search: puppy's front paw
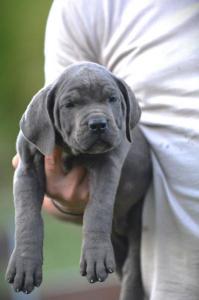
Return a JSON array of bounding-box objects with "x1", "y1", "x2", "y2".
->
[
  {"x1": 6, "y1": 250, "x2": 42, "y2": 294},
  {"x1": 80, "y1": 239, "x2": 115, "y2": 283}
]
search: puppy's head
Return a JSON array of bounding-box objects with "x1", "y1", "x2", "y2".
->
[{"x1": 20, "y1": 62, "x2": 141, "y2": 155}]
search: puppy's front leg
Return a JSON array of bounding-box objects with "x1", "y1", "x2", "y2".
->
[
  {"x1": 6, "y1": 134, "x2": 45, "y2": 294},
  {"x1": 80, "y1": 143, "x2": 130, "y2": 283}
]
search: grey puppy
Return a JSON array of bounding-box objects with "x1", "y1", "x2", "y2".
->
[{"x1": 6, "y1": 62, "x2": 152, "y2": 299}]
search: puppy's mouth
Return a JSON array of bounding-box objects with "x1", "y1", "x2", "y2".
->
[
  {"x1": 75, "y1": 132, "x2": 120, "y2": 154},
  {"x1": 86, "y1": 136, "x2": 113, "y2": 153}
]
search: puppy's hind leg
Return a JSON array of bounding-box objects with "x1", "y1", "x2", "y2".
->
[
  {"x1": 119, "y1": 201, "x2": 144, "y2": 300},
  {"x1": 111, "y1": 231, "x2": 128, "y2": 278}
]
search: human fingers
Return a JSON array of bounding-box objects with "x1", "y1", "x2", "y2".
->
[
  {"x1": 12, "y1": 154, "x2": 19, "y2": 169},
  {"x1": 76, "y1": 175, "x2": 89, "y2": 204},
  {"x1": 44, "y1": 147, "x2": 64, "y2": 176},
  {"x1": 45, "y1": 148, "x2": 89, "y2": 206},
  {"x1": 45, "y1": 165, "x2": 89, "y2": 215},
  {"x1": 59, "y1": 166, "x2": 88, "y2": 202}
]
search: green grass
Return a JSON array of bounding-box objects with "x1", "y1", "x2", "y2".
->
[{"x1": 43, "y1": 213, "x2": 82, "y2": 280}]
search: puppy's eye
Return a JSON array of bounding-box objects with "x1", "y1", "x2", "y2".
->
[
  {"x1": 64, "y1": 101, "x2": 75, "y2": 108},
  {"x1": 109, "y1": 96, "x2": 117, "y2": 103}
]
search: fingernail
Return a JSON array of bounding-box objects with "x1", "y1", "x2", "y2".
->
[
  {"x1": 98, "y1": 278, "x2": 102, "y2": 282},
  {"x1": 108, "y1": 268, "x2": 113, "y2": 273},
  {"x1": 90, "y1": 279, "x2": 94, "y2": 283}
]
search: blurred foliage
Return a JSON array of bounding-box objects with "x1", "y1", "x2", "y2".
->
[
  {"x1": 0, "y1": 0, "x2": 51, "y2": 184},
  {"x1": 0, "y1": 0, "x2": 82, "y2": 293}
]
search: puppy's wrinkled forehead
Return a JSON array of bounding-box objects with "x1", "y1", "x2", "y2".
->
[{"x1": 57, "y1": 64, "x2": 118, "y2": 101}]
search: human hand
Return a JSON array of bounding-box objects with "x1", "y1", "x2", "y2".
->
[{"x1": 12, "y1": 148, "x2": 89, "y2": 222}]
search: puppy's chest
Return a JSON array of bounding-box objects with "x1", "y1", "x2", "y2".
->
[
  {"x1": 62, "y1": 152, "x2": 79, "y2": 173},
  {"x1": 61, "y1": 151, "x2": 92, "y2": 173}
]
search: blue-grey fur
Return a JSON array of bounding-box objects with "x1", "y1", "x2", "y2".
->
[{"x1": 6, "y1": 62, "x2": 152, "y2": 299}]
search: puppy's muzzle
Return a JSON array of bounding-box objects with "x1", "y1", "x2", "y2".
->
[{"x1": 88, "y1": 117, "x2": 107, "y2": 134}]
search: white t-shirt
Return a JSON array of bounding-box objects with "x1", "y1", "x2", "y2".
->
[{"x1": 44, "y1": 1, "x2": 199, "y2": 299}]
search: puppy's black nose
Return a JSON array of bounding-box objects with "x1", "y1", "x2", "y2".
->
[{"x1": 88, "y1": 117, "x2": 107, "y2": 133}]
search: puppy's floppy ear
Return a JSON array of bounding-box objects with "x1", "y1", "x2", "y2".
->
[
  {"x1": 114, "y1": 77, "x2": 141, "y2": 142},
  {"x1": 20, "y1": 85, "x2": 56, "y2": 155}
]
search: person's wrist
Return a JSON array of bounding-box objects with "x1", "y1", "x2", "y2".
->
[
  {"x1": 50, "y1": 198, "x2": 84, "y2": 216},
  {"x1": 43, "y1": 196, "x2": 83, "y2": 224}
]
